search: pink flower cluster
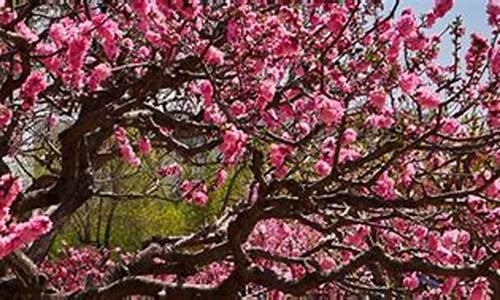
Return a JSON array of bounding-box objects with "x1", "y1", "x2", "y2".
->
[
  {"x1": 373, "y1": 172, "x2": 397, "y2": 200},
  {"x1": 399, "y1": 72, "x2": 420, "y2": 94},
  {"x1": 0, "y1": 104, "x2": 12, "y2": 127},
  {"x1": 114, "y1": 127, "x2": 141, "y2": 167},
  {"x1": 88, "y1": 63, "x2": 112, "y2": 91},
  {"x1": 318, "y1": 96, "x2": 344, "y2": 126},
  {"x1": 180, "y1": 180, "x2": 208, "y2": 206},
  {"x1": 426, "y1": 0, "x2": 454, "y2": 28},
  {"x1": 466, "y1": 34, "x2": 490, "y2": 77},
  {"x1": 138, "y1": 136, "x2": 152, "y2": 155},
  {"x1": 491, "y1": 48, "x2": 500, "y2": 75},
  {"x1": 0, "y1": 175, "x2": 52, "y2": 259},
  {"x1": 485, "y1": 99, "x2": 500, "y2": 128},
  {"x1": 41, "y1": 246, "x2": 115, "y2": 292},
  {"x1": 487, "y1": 0, "x2": 500, "y2": 27},
  {"x1": 204, "y1": 46, "x2": 225, "y2": 66},
  {"x1": 21, "y1": 71, "x2": 47, "y2": 111},
  {"x1": 415, "y1": 87, "x2": 441, "y2": 109},
  {"x1": 366, "y1": 110, "x2": 395, "y2": 129},
  {"x1": 219, "y1": 127, "x2": 248, "y2": 165},
  {"x1": 158, "y1": 163, "x2": 181, "y2": 177},
  {"x1": 0, "y1": 175, "x2": 22, "y2": 228}
]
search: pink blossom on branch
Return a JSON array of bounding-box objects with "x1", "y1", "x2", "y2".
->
[
  {"x1": 426, "y1": 0, "x2": 454, "y2": 28},
  {"x1": 2, "y1": 0, "x2": 500, "y2": 298},
  {"x1": 415, "y1": 87, "x2": 441, "y2": 109},
  {"x1": 138, "y1": 136, "x2": 152, "y2": 155},
  {"x1": 114, "y1": 127, "x2": 141, "y2": 167},
  {"x1": 0, "y1": 104, "x2": 12, "y2": 127},
  {"x1": 21, "y1": 71, "x2": 47, "y2": 111},
  {"x1": 219, "y1": 127, "x2": 247, "y2": 165},
  {"x1": 88, "y1": 63, "x2": 112, "y2": 91},
  {"x1": 487, "y1": 0, "x2": 500, "y2": 27},
  {"x1": 399, "y1": 72, "x2": 421, "y2": 94},
  {"x1": 318, "y1": 96, "x2": 344, "y2": 126}
]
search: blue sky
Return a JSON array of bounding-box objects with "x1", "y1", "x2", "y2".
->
[{"x1": 385, "y1": 0, "x2": 492, "y2": 64}]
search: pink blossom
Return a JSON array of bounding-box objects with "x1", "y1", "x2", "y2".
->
[
  {"x1": 269, "y1": 144, "x2": 292, "y2": 168},
  {"x1": 88, "y1": 63, "x2": 112, "y2": 91},
  {"x1": 158, "y1": 163, "x2": 181, "y2": 177},
  {"x1": 487, "y1": 0, "x2": 500, "y2": 27},
  {"x1": 442, "y1": 277, "x2": 459, "y2": 295},
  {"x1": 470, "y1": 281, "x2": 488, "y2": 300},
  {"x1": 256, "y1": 80, "x2": 277, "y2": 110},
  {"x1": 485, "y1": 178, "x2": 500, "y2": 198},
  {"x1": 344, "y1": 226, "x2": 370, "y2": 247},
  {"x1": 441, "y1": 229, "x2": 460, "y2": 248},
  {"x1": 491, "y1": 48, "x2": 500, "y2": 75},
  {"x1": 21, "y1": 71, "x2": 47, "y2": 111},
  {"x1": 466, "y1": 34, "x2": 489, "y2": 73},
  {"x1": 433, "y1": 0, "x2": 454, "y2": 18},
  {"x1": 219, "y1": 127, "x2": 247, "y2": 165},
  {"x1": 369, "y1": 91, "x2": 386, "y2": 110},
  {"x1": 315, "y1": 160, "x2": 332, "y2": 177},
  {"x1": 101, "y1": 39, "x2": 120, "y2": 60},
  {"x1": 342, "y1": 128, "x2": 357, "y2": 144},
  {"x1": 132, "y1": 0, "x2": 151, "y2": 16},
  {"x1": 319, "y1": 97, "x2": 344, "y2": 126},
  {"x1": 199, "y1": 80, "x2": 214, "y2": 106},
  {"x1": 366, "y1": 114, "x2": 394, "y2": 129},
  {"x1": 118, "y1": 144, "x2": 141, "y2": 167},
  {"x1": 230, "y1": 101, "x2": 247, "y2": 118},
  {"x1": 297, "y1": 121, "x2": 311, "y2": 135},
  {"x1": 339, "y1": 148, "x2": 360, "y2": 164},
  {"x1": 414, "y1": 225, "x2": 428, "y2": 240},
  {"x1": 403, "y1": 273, "x2": 419, "y2": 290},
  {"x1": 204, "y1": 46, "x2": 225, "y2": 66},
  {"x1": 426, "y1": 0, "x2": 454, "y2": 27},
  {"x1": 396, "y1": 9, "x2": 417, "y2": 38},
  {"x1": 327, "y1": 7, "x2": 347, "y2": 34},
  {"x1": 428, "y1": 232, "x2": 440, "y2": 251},
  {"x1": 181, "y1": 181, "x2": 208, "y2": 206},
  {"x1": 36, "y1": 43, "x2": 62, "y2": 75},
  {"x1": 373, "y1": 172, "x2": 396, "y2": 200},
  {"x1": 49, "y1": 23, "x2": 67, "y2": 47},
  {"x1": 0, "y1": 215, "x2": 52, "y2": 259},
  {"x1": 15, "y1": 21, "x2": 37, "y2": 42},
  {"x1": 406, "y1": 33, "x2": 428, "y2": 51},
  {"x1": 67, "y1": 35, "x2": 91, "y2": 72},
  {"x1": 0, "y1": 105, "x2": 12, "y2": 127},
  {"x1": 204, "y1": 105, "x2": 226, "y2": 125},
  {"x1": 399, "y1": 72, "x2": 420, "y2": 94},
  {"x1": 171, "y1": 0, "x2": 200, "y2": 19},
  {"x1": 138, "y1": 137, "x2": 152, "y2": 155},
  {"x1": 320, "y1": 257, "x2": 336, "y2": 273},
  {"x1": 440, "y1": 118, "x2": 462, "y2": 135},
  {"x1": 215, "y1": 169, "x2": 227, "y2": 188},
  {"x1": 275, "y1": 35, "x2": 299, "y2": 56},
  {"x1": 401, "y1": 163, "x2": 416, "y2": 188},
  {"x1": 0, "y1": 175, "x2": 22, "y2": 225},
  {"x1": 415, "y1": 87, "x2": 441, "y2": 108},
  {"x1": 191, "y1": 191, "x2": 208, "y2": 206},
  {"x1": 322, "y1": 136, "x2": 336, "y2": 149},
  {"x1": 114, "y1": 127, "x2": 141, "y2": 167}
]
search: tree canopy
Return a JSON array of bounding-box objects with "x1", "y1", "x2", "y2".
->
[{"x1": 0, "y1": 0, "x2": 499, "y2": 299}]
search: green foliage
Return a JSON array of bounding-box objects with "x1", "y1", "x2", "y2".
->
[{"x1": 52, "y1": 156, "x2": 252, "y2": 253}]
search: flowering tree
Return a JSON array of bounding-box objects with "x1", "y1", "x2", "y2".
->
[{"x1": 0, "y1": 0, "x2": 499, "y2": 298}]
